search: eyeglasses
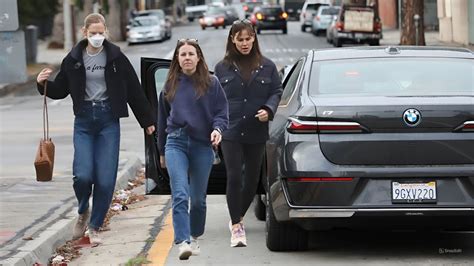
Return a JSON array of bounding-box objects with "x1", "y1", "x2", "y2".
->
[
  {"x1": 177, "y1": 38, "x2": 198, "y2": 44},
  {"x1": 232, "y1": 19, "x2": 252, "y2": 26}
]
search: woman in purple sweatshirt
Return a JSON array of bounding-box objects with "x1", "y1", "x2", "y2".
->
[{"x1": 157, "y1": 39, "x2": 228, "y2": 260}]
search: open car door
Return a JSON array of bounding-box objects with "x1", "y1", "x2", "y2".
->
[{"x1": 141, "y1": 57, "x2": 227, "y2": 194}]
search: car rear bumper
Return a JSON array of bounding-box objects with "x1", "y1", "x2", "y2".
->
[
  {"x1": 256, "y1": 21, "x2": 287, "y2": 29},
  {"x1": 289, "y1": 207, "x2": 474, "y2": 218},
  {"x1": 128, "y1": 35, "x2": 162, "y2": 43},
  {"x1": 335, "y1": 31, "x2": 382, "y2": 40}
]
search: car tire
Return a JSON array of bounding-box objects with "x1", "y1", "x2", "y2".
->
[
  {"x1": 265, "y1": 193, "x2": 308, "y2": 251},
  {"x1": 301, "y1": 25, "x2": 306, "y2": 32},
  {"x1": 201, "y1": 26, "x2": 206, "y2": 30},
  {"x1": 257, "y1": 28, "x2": 261, "y2": 34},
  {"x1": 369, "y1": 39, "x2": 380, "y2": 46},
  {"x1": 223, "y1": 25, "x2": 226, "y2": 29},
  {"x1": 253, "y1": 195, "x2": 266, "y2": 221},
  {"x1": 334, "y1": 38, "x2": 342, "y2": 47},
  {"x1": 282, "y1": 28, "x2": 287, "y2": 34}
]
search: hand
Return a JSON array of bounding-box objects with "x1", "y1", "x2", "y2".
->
[
  {"x1": 210, "y1": 129, "x2": 222, "y2": 147},
  {"x1": 160, "y1": 155, "x2": 166, "y2": 168},
  {"x1": 255, "y1": 109, "x2": 269, "y2": 122},
  {"x1": 146, "y1": 125, "x2": 155, "y2": 135},
  {"x1": 37, "y1": 68, "x2": 53, "y2": 85}
]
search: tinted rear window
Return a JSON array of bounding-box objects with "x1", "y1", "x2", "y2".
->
[
  {"x1": 261, "y1": 7, "x2": 283, "y2": 15},
  {"x1": 321, "y1": 7, "x2": 340, "y2": 15},
  {"x1": 310, "y1": 58, "x2": 474, "y2": 96}
]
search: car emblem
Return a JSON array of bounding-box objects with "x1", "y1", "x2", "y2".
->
[{"x1": 403, "y1": 108, "x2": 421, "y2": 127}]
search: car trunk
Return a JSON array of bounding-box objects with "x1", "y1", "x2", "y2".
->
[{"x1": 311, "y1": 96, "x2": 474, "y2": 165}]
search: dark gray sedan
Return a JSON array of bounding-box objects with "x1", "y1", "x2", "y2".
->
[{"x1": 263, "y1": 46, "x2": 474, "y2": 251}]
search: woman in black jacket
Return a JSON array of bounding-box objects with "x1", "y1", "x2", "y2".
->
[
  {"x1": 36, "y1": 13, "x2": 155, "y2": 246},
  {"x1": 214, "y1": 19, "x2": 282, "y2": 247}
]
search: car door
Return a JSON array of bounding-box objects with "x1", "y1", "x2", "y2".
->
[{"x1": 141, "y1": 57, "x2": 227, "y2": 195}]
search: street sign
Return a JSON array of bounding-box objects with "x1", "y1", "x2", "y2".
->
[
  {"x1": 0, "y1": 0, "x2": 19, "y2": 31},
  {"x1": 0, "y1": 31, "x2": 27, "y2": 83}
]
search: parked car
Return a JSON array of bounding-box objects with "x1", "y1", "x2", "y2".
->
[
  {"x1": 299, "y1": 0, "x2": 330, "y2": 32},
  {"x1": 127, "y1": 16, "x2": 165, "y2": 44},
  {"x1": 133, "y1": 9, "x2": 172, "y2": 40},
  {"x1": 329, "y1": 3, "x2": 382, "y2": 47},
  {"x1": 251, "y1": 5, "x2": 288, "y2": 34},
  {"x1": 199, "y1": 6, "x2": 238, "y2": 30},
  {"x1": 311, "y1": 5, "x2": 340, "y2": 35},
  {"x1": 141, "y1": 46, "x2": 474, "y2": 251}
]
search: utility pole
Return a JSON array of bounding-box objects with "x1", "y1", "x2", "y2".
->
[{"x1": 63, "y1": 0, "x2": 73, "y2": 51}]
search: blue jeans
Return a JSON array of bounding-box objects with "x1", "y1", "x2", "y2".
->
[
  {"x1": 72, "y1": 100, "x2": 120, "y2": 230},
  {"x1": 165, "y1": 128, "x2": 214, "y2": 244}
]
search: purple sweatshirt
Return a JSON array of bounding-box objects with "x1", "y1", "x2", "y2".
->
[{"x1": 158, "y1": 74, "x2": 229, "y2": 153}]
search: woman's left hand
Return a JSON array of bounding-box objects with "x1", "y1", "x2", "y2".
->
[
  {"x1": 255, "y1": 109, "x2": 269, "y2": 122},
  {"x1": 146, "y1": 125, "x2": 155, "y2": 135},
  {"x1": 210, "y1": 130, "x2": 222, "y2": 147}
]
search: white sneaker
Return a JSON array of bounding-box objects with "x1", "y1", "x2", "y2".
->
[
  {"x1": 177, "y1": 241, "x2": 192, "y2": 260},
  {"x1": 230, "y1": 224, "x2": 247, "y2": 247},
  {"x1": 72, "y1": 209, "x2": 90, "y2": 240},
  {"x1": 88, "y1": 229, "x2": 102, "y2": 246},
  {"x1": 190, "y1": 237, "x2": 200, "y2": 255}
]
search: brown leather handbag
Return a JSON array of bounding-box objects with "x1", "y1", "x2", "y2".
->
[{"x1": 34, "y1": 82, "x2": 55, "y2": 181}]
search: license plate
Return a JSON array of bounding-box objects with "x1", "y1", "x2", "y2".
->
[
  {"x1": 391, "y1": 181, "x2": 437, "y2": 203},
  {"x1": 354, "y1": 33, "x2": 364, "y2": 39},
  {"x1": 267, "y1": 16, "x2": 275, "y2": 20}
]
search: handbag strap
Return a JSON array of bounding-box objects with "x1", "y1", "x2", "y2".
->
[{"x1": 42, "y1": 82, "x2": 49, "y2": 140}]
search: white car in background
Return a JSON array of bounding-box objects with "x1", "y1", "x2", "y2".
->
[{"x1": 127, "y1": 16, "x2": 164, "y2": 44}]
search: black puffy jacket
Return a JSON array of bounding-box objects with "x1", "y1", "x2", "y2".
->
[{"x1": 37, "y1": 39, "x2": 155, "y2": 128}]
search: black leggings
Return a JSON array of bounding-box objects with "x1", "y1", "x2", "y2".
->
[{"x1": 221, "y1": 140, "x2": 265, "y2": 225}]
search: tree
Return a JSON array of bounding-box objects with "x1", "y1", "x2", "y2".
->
[
  {"x1": 400, "y1": 0, "x2": 425, "y2": 45},
  {"x1": 18, "y1": 0, "x2": 60, "y2": 38}
]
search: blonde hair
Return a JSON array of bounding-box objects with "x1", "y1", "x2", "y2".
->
[{"x1": 83, "y1": 13, "x2": 106, "y2": 29}]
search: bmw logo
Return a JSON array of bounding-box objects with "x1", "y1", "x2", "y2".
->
[{"x1": 403, "y1": 108, "x2": 421, "y2": 127}]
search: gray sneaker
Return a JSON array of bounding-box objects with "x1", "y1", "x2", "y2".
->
[
  {"x1": 190, "y1": 237, "x2": 200, "y2": 255},
  {"x1": 177, "y1": 241, "x2": 192, "y2": 260},
  {"x1": 72, "y1": 209, "x2": 90, "y2": 240},
  {"x1": 88, "y1": 229, "x2": 102, "y2": 246}
]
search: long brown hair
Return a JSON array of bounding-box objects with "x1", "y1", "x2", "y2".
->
[
  {"x1": 165, "y1": 40, "x2": 211, "y2": 102},
  {"x1": 223, "y1": 20, "x2": 262, "y2": 70}
]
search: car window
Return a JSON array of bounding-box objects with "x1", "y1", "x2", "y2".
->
[
  {"x1": 310, "y1": 58, "x2": 474, "y2": 96},
  {"x1": 207, "y1": 7, "x2": 225, "y2": 15},
  {"x1": 132, "y1": 17, "x2": 158, "y2": 27},
  {"x1": 280, "y1": 59, "x2": 304, "y2": 106},
  {"x1": 321, "y1": 7, "x2": 340, "y2": 15},
  {"x1": 154, "y1": 68, "x2": 169, "y2": 93},
  {"x1": 261, "y1": 7, "x2": 283, "y2": 15}
]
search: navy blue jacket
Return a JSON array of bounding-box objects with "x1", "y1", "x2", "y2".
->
[
  {"x1": 214, "y1": 56, "x2": 282, "y2": 143},
  {"x1": 37, "y1": 39, "x2": 155, "y2": 128},
  {"x1": 158, "y1": 74, "x2": 229, "y2": 153}
]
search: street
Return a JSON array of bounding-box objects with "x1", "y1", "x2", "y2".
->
[{"x1": 1, "y1": 20, "x2": 473, "y2": 265}]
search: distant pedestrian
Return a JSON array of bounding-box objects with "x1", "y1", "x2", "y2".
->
[
  {"x1": 35, "y1": 13, "x2": 155, "y2": 246},
  {"x1": 214, "y1": 19, "x2": 282, "y2": 247},
  {"x1": 158, "y1": 38, "x2": 228, "y2": 260}
]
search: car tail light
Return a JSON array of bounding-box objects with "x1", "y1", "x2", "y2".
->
[
  {"x1": 281, "y1": 12, "x2": 288, "y2": 19},
  {"x1": 315, "y1": 15, "x2": 320, "y2": 21},
  {"x1": 336, "y1": 21, "x2": 344, "y2": 31},
  {"x1": 454, "y1": 121, "x2": 474, "y2": 132},
  {"x1": 243, "y1": 5, "x2": 249, "y2": 11},
  {"x1": 256, "y1": 13, "x2": 264, "y2": 20},
  {"x1": 287, "y1": 117, "x2": 367, "y2": 134},
  {"x1": 287, "y1": 177, "x2": 354, "y2": 182},
  {"x1": 217, "y1": 17, "x2": 225, "y2": 23},
  {"x1": 374, "y1": 21, "x2": 382, "y2": 32}
]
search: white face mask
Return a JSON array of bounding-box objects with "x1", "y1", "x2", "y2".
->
[{"x1": 88, "y1": 34, "x2": 105, "y2": 48}]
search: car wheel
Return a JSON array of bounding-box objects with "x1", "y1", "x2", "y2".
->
[
  {"x1": 334, "y1": 38, "x2": 342, "y2": 47},
  {"x1": 300, "y1": 25, "x2": 306, "y2": 32},
  {"x1": 257, "y1": 28, "x2": 261, "y2": 34},
  {"x1": 223, "y1": 24, "x2": 226, "y2": 29},
  {"x1": 282, "y1": 28, "x2": 287, "y2": 34},
  {"x1": 369, "y1": 39, "x2": 380, "y2": 46},
  {"x1": 253, "y1": 195, "x2": 266, "y2": 221},
  {"x1": 265, "y1": 193, "x2": 308, "y2": 251},
  {"x1": 201, "y1": 26, "x2": 206, "y2": 30}
]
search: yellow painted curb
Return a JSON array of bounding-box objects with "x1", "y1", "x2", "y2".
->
[{"x1": 147, "y1": 209, "x2": 174, "y2": 265}]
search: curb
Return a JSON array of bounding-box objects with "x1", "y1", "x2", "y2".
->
[{"x1": 0, "y1": 154, "x2": 142, "y2": 266}]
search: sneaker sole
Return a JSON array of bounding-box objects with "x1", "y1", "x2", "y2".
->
[
  {"x1": 230, "y1": 241, "x2": 247, "y2": 247},
  {"x1": 179, "y1": 250, "x2": 192, "y2": 260}
]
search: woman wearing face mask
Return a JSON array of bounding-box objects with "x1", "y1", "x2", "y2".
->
[
  {"x1": 158, "y1": 39, "x2": 228, "y2": 260},
  {"x1": 36, "y1": 13, "x2": 156, "y2": 246},
  {"x1": 214, "y1": 20, "x2": 282, "y2": 248}
]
